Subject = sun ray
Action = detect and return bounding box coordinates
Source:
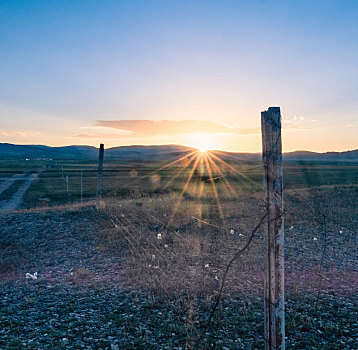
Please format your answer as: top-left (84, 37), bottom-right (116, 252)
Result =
top-left (210, 149), bottom-right (249, 161)
top-left (203, 153), bottom-right (225, 224)
top-left (197, 155), bottom-right (206, 198)
top-left (206, 152), bottom-right (238, 197)
top-left (162, 153), bottom-right (197, 189)
top-left (165, 153), bottom-right (201, 229)
top-left (139, 150), bottom-right (197, 180)
top-left (195, 155), bottom-right (205, 199)
top-left (208, 151), bottom-right (258, 186)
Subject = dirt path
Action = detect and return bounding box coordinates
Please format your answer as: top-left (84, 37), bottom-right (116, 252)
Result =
top-left (0, 174), bottom-right (26, 195)
top-left (0, 173), bottom-right (38, 211)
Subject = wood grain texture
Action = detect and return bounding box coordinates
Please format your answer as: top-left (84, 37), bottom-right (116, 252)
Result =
top-left (262, 107), bottom-right (285, 350)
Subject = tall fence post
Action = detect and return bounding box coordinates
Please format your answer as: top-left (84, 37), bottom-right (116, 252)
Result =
top-left (261, 107), bottom-right (285, 349)
top-left (96, 144), bottom-right (104, 205)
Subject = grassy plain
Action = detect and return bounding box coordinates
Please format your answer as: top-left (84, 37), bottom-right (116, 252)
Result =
top-left (1, 156), bottom-right (357, 208)
top-left (0, 155), bottom-right (357, 349)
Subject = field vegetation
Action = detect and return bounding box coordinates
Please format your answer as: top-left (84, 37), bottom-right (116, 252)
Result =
top-left (0, 155), bottom-right (357, 349)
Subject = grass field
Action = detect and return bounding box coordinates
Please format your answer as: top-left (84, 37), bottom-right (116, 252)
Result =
top-left (1, 156), bottom-right (357, 209)
top-left (0, 155), bottom-right (357, 349)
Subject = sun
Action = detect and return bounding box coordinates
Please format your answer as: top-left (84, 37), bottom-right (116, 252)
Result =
top-left (191, 133), bottom-right (215, 153)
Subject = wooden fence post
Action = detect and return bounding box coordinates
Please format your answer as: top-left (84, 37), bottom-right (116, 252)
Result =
top-left (261, 107), bottom-right (285, 349)
top-left (96, 144), bottom-right (104, 204)
top-left (66, 174), bottom-right (69, 194)
top-left (80, 170), bottom-right (83, 203)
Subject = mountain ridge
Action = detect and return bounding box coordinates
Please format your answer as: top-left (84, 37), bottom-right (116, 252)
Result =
top-left (0, 143), bottom-right (357, 161)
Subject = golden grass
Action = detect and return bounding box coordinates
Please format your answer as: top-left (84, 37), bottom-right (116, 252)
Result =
top-left (98, 193), bottom-right (264, 297)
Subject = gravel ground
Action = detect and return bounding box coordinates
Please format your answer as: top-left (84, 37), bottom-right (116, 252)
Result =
top-left (0, 199), bottom-right (357, 349)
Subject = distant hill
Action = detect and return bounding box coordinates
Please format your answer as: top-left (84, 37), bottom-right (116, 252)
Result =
top-left (0, 143), bottom-right (98, 159)
top-left (0, 143), bottom-right (357, 162)
top-left (107, 144), bottom-right (195, 159)
top-left (0, 143), bottom-right (194, 160)
top-left (284, 149), bottom-right (358, 161)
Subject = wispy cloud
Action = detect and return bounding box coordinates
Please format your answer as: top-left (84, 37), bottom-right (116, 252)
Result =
top-left (72, 133), bottom-right (128, 139)
top-left (93, 119), bottom-right (259, 137)
top-left (0, 129), bottom-right (41, 137)
top-left (72, 125), bottom-right (133, 139)
top-left (283, 116), bottom-right (318, 130)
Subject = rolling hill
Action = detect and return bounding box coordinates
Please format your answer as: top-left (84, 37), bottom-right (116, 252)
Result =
top-left (0, 143), bottom-right (357, 162)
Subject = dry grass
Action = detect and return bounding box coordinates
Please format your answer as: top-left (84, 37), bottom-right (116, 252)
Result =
top-left (97, 192), bottom-right (265, 297)
top-left (95, 184), bottom-right (358, 299)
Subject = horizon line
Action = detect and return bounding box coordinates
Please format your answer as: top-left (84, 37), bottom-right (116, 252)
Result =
top-left (1, 142), bottom-right (357, 155)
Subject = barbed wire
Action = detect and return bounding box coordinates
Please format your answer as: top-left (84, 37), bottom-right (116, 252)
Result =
top-left (194, 212), bottom-right (268, 348)
top-left (89, 154), bottom-right (358, 349)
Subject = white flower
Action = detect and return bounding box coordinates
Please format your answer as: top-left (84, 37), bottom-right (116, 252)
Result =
top-left (230, 229), bottom-right (234, 234)
top-left (204, 264), bottom-right (209, 268)
top-left (313, 237), bottom-right (317, 241)
top-left (152, 254), bottom-right (156, 260)
top-left (339, 230), bottom-right (343, 234)
top-left (25, 272), bottom-right (38, 280)
top-left (164, 244), bottom-right (168, 248)
top-left (157, 233), bottom-right (162, 240)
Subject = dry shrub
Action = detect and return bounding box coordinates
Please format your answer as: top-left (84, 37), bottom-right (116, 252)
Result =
top-left (98, 193), bottom-right (264, 297)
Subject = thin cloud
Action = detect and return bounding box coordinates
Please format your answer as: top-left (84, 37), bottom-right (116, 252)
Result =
top-left (0, 129), bottom-right (41, 137)
top-left (94, 120), bottom-right (260, 137)
top-left (72, 133), bottom-right (128, 139)
top-left (285, 125), bottom-right (316, 130)
top-left (283, 116), bottom-right (318, 130)
top-left (80, 126), bottom-right (133, 134)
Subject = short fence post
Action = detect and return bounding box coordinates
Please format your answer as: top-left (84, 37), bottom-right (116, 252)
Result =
top-left (80, 171), bottom-right (83, 203)
top-left (261, 107), bottom-right (285, 349)
top-left (66, 174), bottom-right (69, 194)
top-left (96, 144), bottom-right (104, 205)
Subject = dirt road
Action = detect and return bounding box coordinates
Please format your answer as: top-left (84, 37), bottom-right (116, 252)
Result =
top-left (0, 173), bottom-right (38, 211)
top-left (0, 174), bottom-right (26, 195)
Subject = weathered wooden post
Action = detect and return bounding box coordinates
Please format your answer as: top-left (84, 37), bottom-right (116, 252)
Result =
top-left (80, 171), bottom-right (83, 203)
top-left (96, 144), bottom-right (104, 205)
top-left (66, 174), bottom-right (69, 194)
top-left (261, 107), bottom-right (285, 349)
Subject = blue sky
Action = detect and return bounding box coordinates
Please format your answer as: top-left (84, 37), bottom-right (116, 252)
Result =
top-left (0, 0), bottom-right (357, 151)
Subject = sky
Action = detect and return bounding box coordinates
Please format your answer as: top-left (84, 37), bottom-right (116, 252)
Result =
top-left (0, 0), bottom-right (357, 152)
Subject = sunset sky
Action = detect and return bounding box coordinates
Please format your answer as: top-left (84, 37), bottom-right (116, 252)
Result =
top-left (1, 0), bottom-right (357, 152)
